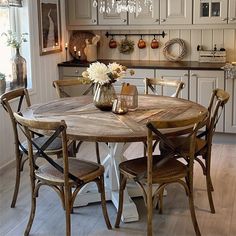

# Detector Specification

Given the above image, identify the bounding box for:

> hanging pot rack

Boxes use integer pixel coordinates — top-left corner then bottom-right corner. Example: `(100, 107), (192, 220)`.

(105, 31), (166, 39)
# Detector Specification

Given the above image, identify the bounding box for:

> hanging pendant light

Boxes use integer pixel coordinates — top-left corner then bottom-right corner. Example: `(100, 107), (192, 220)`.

(0, 0), (22, 7)
(93, 0), (152, 14)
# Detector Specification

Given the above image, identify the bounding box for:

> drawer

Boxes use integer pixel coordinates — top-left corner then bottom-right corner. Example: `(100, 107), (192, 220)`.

(62, 67), (87, 77)
(125, 68), (155, 79)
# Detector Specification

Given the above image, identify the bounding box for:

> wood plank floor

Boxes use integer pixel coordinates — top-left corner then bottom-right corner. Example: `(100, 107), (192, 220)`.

(0, 142), (235, 236)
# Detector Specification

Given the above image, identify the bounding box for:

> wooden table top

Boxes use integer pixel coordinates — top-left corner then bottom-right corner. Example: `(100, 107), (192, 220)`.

(23, 95), (208, 142)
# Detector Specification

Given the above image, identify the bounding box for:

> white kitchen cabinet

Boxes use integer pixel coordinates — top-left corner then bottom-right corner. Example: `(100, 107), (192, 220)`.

(66, 0), (97, 26)
(114, 68), (155, 94)
(129, 0), (191, 25)
(194, 0), (228, 24)
(160, 0), (192, 25)
(225, 76), (236, 133)
(154, 69), (189, 99)
(189, 70), (225, 132)
(228, 0), (236, 24)
(98, 0), (127, 25)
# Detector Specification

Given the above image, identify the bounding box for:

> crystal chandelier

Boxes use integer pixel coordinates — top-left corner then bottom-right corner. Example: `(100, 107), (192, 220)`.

(93, 0), (153, 14)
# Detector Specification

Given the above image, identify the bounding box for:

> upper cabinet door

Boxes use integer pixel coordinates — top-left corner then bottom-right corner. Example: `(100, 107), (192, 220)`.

(160, 0), (192, 25)
(67, 0), (97, 26)
(193, 0), (228, 24)
(129, 0), (160, 25)
(98, 0), (127, 25)
(228, 0), (236, 24)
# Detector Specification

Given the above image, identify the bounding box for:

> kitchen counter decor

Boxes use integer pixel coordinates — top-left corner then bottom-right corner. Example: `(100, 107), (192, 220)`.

(163, 38), (187, 62)
(118, 38), (134, 54)
(82, 62), (134, 111)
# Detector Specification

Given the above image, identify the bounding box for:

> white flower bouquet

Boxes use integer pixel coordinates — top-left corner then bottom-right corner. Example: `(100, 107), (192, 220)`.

(82, 62), (134, 85)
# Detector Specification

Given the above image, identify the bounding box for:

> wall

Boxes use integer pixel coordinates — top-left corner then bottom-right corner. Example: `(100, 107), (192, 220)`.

(95, 29), (236, 62)
(0, 0), (67, 169)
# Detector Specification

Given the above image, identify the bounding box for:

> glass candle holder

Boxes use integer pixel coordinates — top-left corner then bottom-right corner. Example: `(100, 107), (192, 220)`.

(112, 97), (128, 115)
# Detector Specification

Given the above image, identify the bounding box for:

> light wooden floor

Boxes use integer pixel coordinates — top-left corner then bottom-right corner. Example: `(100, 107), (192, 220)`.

(0, 142), (235, 236)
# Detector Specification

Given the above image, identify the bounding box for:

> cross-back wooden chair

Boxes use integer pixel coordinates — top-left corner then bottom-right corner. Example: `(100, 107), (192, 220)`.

(160, 88), (230, 214)
(53, 77), (94, 98)
(0, 88), (62, 208)
(144, 77), (185, 97)
(13, 113), (112, 236)
(52, 78), (102, 163)
(115, 112), (208, 236)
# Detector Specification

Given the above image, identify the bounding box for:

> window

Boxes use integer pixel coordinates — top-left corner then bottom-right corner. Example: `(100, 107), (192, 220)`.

(0, 5), (31, 89)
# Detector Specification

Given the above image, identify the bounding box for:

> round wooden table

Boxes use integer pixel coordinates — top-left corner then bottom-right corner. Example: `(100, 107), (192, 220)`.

(23, 95), (208, 222)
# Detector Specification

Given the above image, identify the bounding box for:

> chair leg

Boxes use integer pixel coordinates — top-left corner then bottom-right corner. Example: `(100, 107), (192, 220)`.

(188, 189), (201, 236)
(99, 175), (112, 229)
(205, 155), (215, 213)
(115, 174), (127, 228)
(24, 183), (37, 236)
(64, 185), (71, 236)
(95, 142), (101, 164)
(158, 188), (164, 214)
(11, 153), (23, 208)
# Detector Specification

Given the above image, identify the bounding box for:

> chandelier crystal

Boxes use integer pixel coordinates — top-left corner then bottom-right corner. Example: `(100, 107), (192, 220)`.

(93, 0), (153, 14)
(0, 0), (22, 7)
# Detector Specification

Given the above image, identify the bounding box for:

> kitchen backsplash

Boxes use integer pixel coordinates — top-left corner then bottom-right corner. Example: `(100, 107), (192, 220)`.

(90, 29), (236, 62)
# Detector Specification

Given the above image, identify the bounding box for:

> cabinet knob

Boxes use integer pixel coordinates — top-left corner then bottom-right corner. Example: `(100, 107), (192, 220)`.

(155, 19), (159, 22)
(230, 17), (236, 21)
(221, 18), (228, 21)
(75, 70), (79, 74)
(92, 19), (97, 23)
(161, 19), (166, 22)
(122, 19), (127, 23)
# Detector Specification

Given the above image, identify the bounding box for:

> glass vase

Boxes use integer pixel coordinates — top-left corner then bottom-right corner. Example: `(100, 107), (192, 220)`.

(93, 83), (117, 111)
(10, 48), (27, 89)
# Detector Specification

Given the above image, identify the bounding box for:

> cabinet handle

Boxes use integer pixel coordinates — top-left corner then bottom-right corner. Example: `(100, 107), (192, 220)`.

(183, 73), (188, 77)
(230, 17), (236, 21)
(191, 73), (197, 77)
(155, 19), (159, 22)
(75, 70), (79, 74)
(122, 19), (127, 23)
(221, 18), (228, 21)
(161, 19), (166, 22)
(92, 19), (97, 23)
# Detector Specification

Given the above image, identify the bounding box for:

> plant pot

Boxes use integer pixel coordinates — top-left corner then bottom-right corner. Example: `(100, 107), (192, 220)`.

(0, 79), (6, 95)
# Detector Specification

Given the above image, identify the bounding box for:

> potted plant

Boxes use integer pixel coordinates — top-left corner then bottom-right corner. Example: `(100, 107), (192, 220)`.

(0, 72), (6, 95)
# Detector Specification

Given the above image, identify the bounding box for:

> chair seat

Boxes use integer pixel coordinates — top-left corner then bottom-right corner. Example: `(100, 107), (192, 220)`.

(159, 137), (207, 157)
(20, 136), (62, 154)
(35, 158), (104, 184)
(119, 156), (188, 184)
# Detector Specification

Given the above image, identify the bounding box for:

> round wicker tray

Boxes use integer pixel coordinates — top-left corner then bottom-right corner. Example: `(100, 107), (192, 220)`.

(69, 31), (95, 60)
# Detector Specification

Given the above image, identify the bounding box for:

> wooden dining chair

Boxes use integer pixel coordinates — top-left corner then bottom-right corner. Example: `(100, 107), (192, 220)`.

(160, 88), (230, 214)
(144, 77), (185, 97)
(115, 111), (207, 236)
(53, 77), (94, 98)
(52, 78), (103, 163)
(13, 113), (112, 236)
(0, 88), (63, 208)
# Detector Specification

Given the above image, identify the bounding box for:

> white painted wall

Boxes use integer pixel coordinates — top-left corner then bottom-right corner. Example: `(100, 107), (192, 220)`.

(0, 2), (236, 169)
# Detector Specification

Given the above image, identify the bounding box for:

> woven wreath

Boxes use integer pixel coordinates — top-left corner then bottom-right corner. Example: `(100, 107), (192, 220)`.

(163, 38), (187, 61)
(118, 38), (134, 54)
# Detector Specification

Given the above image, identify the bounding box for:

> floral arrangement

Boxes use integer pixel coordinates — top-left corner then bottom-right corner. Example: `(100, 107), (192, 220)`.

(1, 30), (28, 49)
(82, 62), (134, 85)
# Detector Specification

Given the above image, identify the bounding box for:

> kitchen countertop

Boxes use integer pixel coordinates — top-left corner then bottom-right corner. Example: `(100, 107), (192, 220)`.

(58, 60), (226, 71)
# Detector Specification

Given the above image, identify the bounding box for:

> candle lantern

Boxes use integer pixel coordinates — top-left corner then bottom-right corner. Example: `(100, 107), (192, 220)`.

(112, 97), (128, 115)
(120, 83), (138, 111)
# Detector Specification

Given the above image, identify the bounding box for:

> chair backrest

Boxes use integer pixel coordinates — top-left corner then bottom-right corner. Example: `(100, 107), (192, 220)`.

(146, 110), (208, 185)
(13, 112), (83, 186)
(205, 88), (230, 143)
(53, 78), (94, 98)
(144, 77), (185, 98)
(0, 88), (31, 155)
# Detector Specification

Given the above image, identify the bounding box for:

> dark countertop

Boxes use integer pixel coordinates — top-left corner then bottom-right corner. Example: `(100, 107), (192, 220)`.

(58, 60), (225, 71)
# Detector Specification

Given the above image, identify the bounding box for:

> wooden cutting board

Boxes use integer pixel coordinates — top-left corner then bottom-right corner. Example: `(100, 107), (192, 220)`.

(69, 31), (95, 61)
